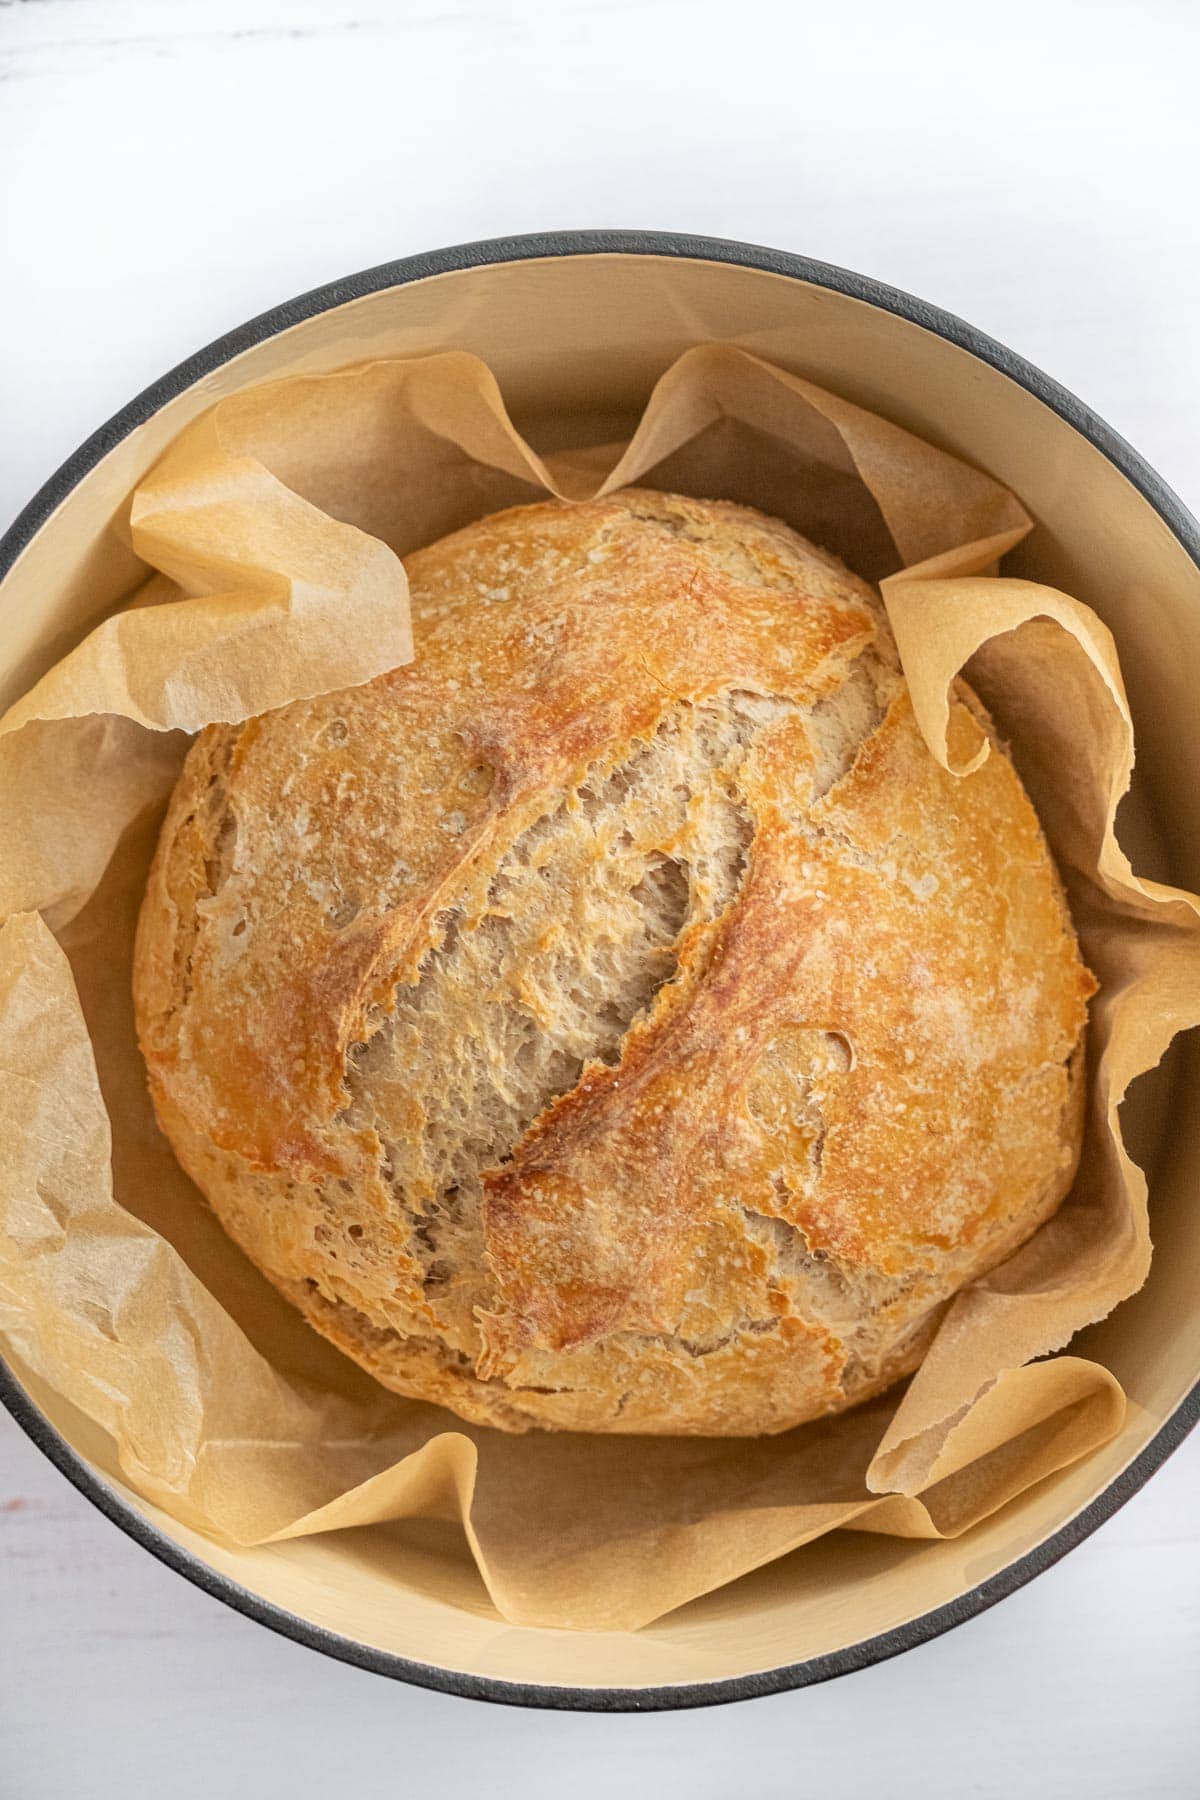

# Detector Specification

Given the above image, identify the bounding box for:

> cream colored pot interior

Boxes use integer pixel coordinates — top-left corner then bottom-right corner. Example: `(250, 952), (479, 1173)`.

(3, 252), (1199, 1693)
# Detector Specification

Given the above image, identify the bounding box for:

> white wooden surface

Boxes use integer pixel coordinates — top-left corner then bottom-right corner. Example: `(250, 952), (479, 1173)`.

(1, 1), (1198, 1793)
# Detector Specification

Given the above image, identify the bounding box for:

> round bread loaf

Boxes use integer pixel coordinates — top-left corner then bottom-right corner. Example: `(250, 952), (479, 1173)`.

(134, 490), (1095, 1436)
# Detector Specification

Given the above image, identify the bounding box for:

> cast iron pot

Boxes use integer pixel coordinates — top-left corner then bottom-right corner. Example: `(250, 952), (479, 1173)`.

(1, 231), (1198, 1710)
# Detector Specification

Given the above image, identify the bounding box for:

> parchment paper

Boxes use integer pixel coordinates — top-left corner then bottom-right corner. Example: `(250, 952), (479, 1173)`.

(1, 345), (1197, 1631)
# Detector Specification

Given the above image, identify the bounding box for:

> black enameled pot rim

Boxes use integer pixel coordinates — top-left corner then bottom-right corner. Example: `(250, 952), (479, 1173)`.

(1, 230), (1198, 1713)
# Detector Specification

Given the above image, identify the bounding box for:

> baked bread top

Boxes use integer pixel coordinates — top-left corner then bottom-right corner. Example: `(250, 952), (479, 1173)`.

(134, 490), (1095, 1435)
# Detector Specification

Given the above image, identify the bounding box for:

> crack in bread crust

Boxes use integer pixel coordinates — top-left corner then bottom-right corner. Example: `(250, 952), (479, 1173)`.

(342, 693), (767, 1332)
(134, 490), (1096, 1436)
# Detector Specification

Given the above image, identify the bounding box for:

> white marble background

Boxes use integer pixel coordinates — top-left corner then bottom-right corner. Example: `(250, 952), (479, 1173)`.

(1, 1), (1198, 1794)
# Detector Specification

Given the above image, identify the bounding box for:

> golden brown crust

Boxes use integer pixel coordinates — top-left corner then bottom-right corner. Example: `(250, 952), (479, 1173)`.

(134, 490), (1095, 1436)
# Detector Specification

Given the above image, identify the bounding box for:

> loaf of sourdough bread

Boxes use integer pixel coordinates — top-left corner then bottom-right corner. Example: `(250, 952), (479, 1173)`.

(134, 490), (1094, 1435)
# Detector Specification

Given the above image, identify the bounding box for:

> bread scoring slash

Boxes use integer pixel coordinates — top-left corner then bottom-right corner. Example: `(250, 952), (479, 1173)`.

(134, 490), (1095, 1436)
